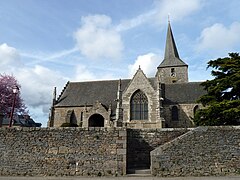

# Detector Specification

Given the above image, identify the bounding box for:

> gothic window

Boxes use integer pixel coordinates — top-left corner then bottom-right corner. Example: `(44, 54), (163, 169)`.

(171, 106), (179, 121)
(130, 90), (148, 120)
(70, 111), (77, 125)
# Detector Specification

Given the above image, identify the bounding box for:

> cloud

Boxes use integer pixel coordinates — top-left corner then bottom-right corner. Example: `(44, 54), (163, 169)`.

(197, 22), (240, 53)
(74, 14), (123, 60)
(116, 0), (203, 31)
(0, 43), (23, 69)
(153, 0), (203, 24)
(21, 47), (78, 63)
(128, 53), (161, 77)
(116, 11), (155, 32)
(16, 65), (66, 107)
(73, 64), (96, 81)
(0, 43), (67, 126)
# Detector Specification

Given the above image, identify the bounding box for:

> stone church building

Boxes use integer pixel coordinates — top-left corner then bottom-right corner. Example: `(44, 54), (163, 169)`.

(48, 22), (205, 128)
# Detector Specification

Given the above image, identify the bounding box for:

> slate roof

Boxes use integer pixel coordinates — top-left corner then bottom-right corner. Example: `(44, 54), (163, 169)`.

(56, 79), (130, 110)
(0, 115), (42, 127)
(158, 22), (187, 68)
(162, 82), (206, 104)
(55, 78), (205, 109)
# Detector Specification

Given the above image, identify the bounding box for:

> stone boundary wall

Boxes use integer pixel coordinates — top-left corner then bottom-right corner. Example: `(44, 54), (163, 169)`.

(0, 127), (126, 176)
(151, 126), (240, 177)
(127, 128), (188, 170)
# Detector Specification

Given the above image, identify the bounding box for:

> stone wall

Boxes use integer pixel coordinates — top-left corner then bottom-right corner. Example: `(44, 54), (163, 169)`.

(0, 127), (126, 176)
(151, 126), (240, 177)
(127, 128), (188, 171)
(157, 66), (188, 84)
(163, 103), (199, 128)
(53, 103), (111, 128)
(1, 126), (239, 177)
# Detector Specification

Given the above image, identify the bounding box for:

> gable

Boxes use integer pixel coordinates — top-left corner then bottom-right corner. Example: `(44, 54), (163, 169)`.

(123, 68), (155, 95)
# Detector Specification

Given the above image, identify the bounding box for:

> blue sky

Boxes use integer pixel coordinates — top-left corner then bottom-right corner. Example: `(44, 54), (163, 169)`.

(0, 0), (240, 126)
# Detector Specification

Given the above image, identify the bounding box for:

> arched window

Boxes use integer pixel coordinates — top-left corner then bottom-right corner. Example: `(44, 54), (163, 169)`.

(70, 111), (77, 125)
(130, 90), (148, 120)
(171, 106), (179, 121)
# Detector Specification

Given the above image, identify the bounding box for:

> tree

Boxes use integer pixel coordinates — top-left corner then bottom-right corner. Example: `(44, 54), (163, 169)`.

(194, 53), (240, 126)
(0, 74), (27, 115)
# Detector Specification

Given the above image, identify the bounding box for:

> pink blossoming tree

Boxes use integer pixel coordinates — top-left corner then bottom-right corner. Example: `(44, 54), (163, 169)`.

(0, 74), (27, 115)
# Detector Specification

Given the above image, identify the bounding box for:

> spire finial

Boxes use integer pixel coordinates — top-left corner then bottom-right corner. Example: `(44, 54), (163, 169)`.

(168, 14), (170, 23)
(138, 65), (141, 70)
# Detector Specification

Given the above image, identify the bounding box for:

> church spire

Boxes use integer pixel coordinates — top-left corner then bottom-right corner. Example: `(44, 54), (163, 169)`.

(158, 21), (187, 68)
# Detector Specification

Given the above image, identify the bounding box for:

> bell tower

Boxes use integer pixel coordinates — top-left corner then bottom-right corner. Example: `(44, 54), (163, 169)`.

(156, 21), (188, 84)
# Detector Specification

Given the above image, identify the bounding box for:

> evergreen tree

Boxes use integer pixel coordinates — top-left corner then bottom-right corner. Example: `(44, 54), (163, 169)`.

(194, 53), (240, 126)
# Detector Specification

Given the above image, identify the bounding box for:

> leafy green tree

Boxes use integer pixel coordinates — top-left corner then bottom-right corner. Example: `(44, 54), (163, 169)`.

(194, 53), (240, 126)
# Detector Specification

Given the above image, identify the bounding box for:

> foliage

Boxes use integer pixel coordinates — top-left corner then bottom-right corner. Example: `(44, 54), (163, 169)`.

(194, 53), (240, 126)
(0, 74), (27, 115)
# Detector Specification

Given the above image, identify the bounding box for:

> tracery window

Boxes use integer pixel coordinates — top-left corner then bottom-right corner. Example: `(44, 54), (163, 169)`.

(130, 90), (148, 120)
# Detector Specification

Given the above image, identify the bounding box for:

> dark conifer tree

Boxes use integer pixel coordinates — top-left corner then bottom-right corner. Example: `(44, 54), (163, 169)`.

(194, 53), (240, 125)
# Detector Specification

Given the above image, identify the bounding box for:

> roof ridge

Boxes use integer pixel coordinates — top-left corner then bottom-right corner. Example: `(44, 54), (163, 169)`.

(70, 78), (131, 84)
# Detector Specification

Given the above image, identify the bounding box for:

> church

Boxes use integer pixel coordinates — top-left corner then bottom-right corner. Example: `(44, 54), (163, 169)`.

(48, 22), (205, 128)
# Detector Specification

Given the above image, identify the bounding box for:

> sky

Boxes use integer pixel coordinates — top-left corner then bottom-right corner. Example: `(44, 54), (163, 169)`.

(0, 0), (240, 127)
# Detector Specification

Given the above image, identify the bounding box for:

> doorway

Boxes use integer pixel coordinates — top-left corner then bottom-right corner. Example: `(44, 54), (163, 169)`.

(88, 114), (104, 127)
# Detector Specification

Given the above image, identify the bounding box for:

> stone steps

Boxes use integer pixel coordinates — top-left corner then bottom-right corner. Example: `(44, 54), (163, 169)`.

(127, 168), (152, 176)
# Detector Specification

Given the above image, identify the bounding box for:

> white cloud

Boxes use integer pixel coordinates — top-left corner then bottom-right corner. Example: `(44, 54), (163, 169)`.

(116, 11), (155, 32)
(0, 43), (67, 126)
(153, 0), (203, 24)
(128, 53), (161, 77)
(197, 22), (240, 53)
(74, 14), (123, 60)
(21, 47), (78, 62)
(73, 64), (96, 81)
(16, 65), (66, 107)
(73, 64), (119, 82)
(17, 66), (67, 126)
(116, 0), (203, 31)
(0, 43), (23, 69)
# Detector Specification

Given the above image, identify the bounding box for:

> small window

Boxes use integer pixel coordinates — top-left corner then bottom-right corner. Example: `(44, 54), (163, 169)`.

(171, 106), (179, 121)
(170, 68), (176, 77)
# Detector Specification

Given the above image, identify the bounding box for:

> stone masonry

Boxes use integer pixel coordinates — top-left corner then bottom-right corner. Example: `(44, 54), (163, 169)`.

(151, 126), (240, 177)
(0, 126), (239, 177)
(0, 127), (126, 176)
(127, 128), (188, 171)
